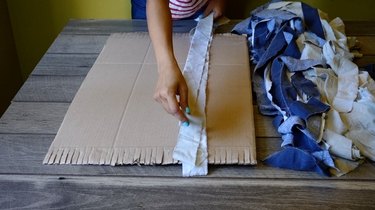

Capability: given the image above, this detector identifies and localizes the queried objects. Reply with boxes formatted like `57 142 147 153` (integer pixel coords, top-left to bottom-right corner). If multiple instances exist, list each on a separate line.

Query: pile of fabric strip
232 0 375 176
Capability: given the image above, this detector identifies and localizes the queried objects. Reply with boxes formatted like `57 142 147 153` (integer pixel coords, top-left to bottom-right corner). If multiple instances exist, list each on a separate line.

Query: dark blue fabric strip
253 73 280 116
291 72 320 98
270 58 298 117
232 17 252 35
289 97 330 121
263 146 330 176
360 64 375 80
255 26 288 70
301 2 325 39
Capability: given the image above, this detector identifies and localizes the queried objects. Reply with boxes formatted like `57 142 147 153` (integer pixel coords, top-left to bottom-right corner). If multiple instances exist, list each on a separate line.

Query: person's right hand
204 0 226 19
154 60 190 125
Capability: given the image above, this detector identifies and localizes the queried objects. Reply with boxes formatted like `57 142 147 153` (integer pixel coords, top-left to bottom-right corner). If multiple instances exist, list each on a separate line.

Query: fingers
203 1 215 18
203 0 225 19
213 10 223 19
178 84 189 115
166 95 189 125
154 90 189 126
153 62 190 126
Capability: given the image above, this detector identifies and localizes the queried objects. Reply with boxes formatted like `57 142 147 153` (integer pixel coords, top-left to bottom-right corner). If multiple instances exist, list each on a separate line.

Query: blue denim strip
251 20 289 116
253 72 279 116
294 127 334 171
283 39 301 58
255 9 298 21
253 20 275 63
268 55 330 146
291 72 320 97
280 56 324 72
301 2 325 39
255 26 288 70
290 98 329 143
270 57 297 116
264 146 330 176
290 97 330 121
360 64 375 80
312 150 335 169
282 27 301 58
303 32 326 48
232 17 252 35
277 115 305 147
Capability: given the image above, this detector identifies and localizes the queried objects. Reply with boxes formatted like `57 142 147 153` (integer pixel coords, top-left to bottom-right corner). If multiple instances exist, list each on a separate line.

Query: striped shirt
169 0 208 19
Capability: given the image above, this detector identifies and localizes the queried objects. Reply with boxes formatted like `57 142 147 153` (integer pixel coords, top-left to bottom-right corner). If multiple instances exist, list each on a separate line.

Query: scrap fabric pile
233 0 375 176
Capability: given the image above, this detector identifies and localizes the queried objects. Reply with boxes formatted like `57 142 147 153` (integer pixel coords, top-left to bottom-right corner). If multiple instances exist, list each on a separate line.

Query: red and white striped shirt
169 0 208 19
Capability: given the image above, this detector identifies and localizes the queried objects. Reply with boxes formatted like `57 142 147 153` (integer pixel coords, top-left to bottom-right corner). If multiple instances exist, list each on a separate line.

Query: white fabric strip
173 13 214 176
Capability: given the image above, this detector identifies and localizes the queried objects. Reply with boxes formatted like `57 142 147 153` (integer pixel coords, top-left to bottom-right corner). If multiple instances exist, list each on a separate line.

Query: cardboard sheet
43 32 257 166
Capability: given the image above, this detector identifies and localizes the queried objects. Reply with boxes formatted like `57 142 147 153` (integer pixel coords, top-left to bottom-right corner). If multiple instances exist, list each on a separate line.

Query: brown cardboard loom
43 32 257 166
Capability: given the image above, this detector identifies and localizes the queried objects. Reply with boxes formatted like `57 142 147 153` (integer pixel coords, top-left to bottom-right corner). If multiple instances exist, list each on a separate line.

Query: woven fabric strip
172 13 214 176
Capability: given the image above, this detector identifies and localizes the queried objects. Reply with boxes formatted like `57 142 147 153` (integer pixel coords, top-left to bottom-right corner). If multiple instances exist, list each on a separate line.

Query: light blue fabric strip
173 13 214 176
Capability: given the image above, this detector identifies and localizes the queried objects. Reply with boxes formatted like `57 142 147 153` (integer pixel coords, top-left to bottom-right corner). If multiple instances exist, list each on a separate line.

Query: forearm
146 0 189 124
146 0 177 72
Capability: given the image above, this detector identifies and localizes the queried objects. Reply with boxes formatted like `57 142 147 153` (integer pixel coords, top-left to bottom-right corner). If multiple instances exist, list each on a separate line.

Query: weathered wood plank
0 102 278 137
31 53 98 76
345 21 375 36
62 19 189 34
1 133 374 179
0 103 68 134
1 175 374 210
47 34 108 54
62 19 148 34
357 36 375 56
254 108 278 137
61 19 239 35
355 55 375 67
13 76 84 102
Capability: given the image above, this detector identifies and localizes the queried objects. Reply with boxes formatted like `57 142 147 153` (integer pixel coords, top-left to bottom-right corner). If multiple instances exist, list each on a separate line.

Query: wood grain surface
1 175 374 209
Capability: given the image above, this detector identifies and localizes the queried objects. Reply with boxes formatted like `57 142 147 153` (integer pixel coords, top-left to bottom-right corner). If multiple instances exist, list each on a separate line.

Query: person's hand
154 61 190 125
204 0 226 19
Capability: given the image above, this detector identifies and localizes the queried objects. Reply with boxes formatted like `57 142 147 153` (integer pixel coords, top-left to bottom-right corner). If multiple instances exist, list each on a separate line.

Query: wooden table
1 20 375 209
